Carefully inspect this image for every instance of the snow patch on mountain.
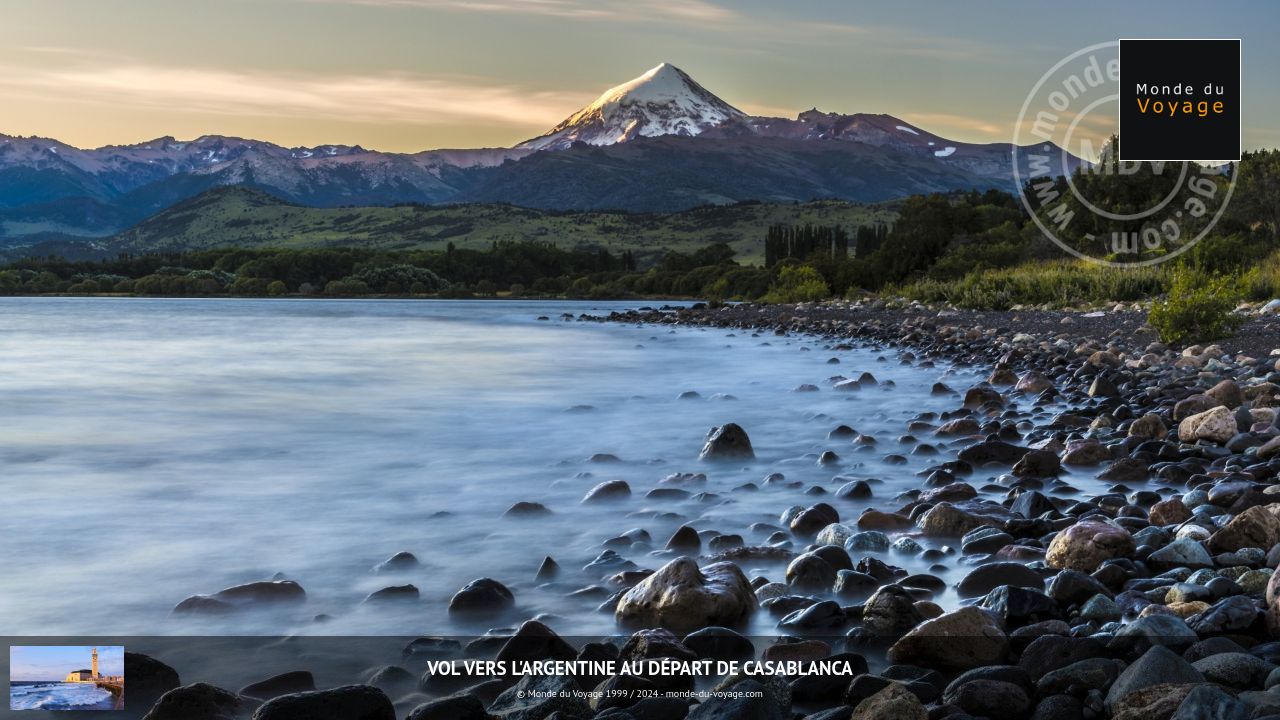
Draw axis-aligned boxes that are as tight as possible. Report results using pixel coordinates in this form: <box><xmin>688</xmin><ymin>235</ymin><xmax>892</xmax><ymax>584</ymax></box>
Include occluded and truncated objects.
<box><xmin>517</xmin><ymin>63</ymin><xmax>745</xmax><ymax>151</ymax></box>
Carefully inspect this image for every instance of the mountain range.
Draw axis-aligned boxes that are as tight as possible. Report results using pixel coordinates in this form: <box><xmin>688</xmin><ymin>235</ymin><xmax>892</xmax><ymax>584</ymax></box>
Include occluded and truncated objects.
<box><xmin>0</xmin><ymin>63</ymin><xmax>1079</xmax><ymax>251</ymax></box>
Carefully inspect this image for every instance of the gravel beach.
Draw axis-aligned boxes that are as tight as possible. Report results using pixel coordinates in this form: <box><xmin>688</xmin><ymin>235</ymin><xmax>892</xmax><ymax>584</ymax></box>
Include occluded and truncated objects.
<box><xmin>123</xmin><ymin>299</ymin><xmax>1280</xmax><ymax>720</ymax></box>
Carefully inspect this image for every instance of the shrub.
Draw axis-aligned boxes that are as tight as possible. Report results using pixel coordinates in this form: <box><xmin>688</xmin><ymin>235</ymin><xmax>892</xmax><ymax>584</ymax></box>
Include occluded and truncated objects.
<box><xmin>186</xmin><ymin>269</ymin><xmax>235</xmax><ymax>287</ymax></box>
<box><xmin>1147</xmin><ymin>266</ymin><xmax>1243</xmax><ymax>345</ymax></box>
<box><xmin>267</xmin><ymin>280</ymin><xmax>288</xmax><ymax>296</ymax></box>
<box><xmin>352</xmin><ymin>264</ymin><xmax>447</xmax><ymax>293</ymax></box>
<box><xmin>897</xmin><ymin>260</ymin><xmax>1166</xmax><ymax>310</ymax></box>
<box><xmin>230</xmin><ymin>276</ymin><xmax>271</xmax><ymax>296</ymax></box>
<box><xmin>1242</xmin><ymin>251</ymin><xmax>1280</xmax><ymax>301</ymax></box>
<box><xmin>763</xmin><ymin>265</ymin><xmax>831</xmax><ymax>304</ymax></box>
<box><xmin>323</xmin><ymin>278</ymin><xmax>370</xmax><ymax>296</ymax></box>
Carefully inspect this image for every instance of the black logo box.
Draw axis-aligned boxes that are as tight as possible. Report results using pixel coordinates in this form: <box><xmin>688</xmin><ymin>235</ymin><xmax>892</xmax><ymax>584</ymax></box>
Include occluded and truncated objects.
<box><xmin>1119</xmin><ymin>39</ymin><xmax>1241</xmax><ymax>162</ymax></box>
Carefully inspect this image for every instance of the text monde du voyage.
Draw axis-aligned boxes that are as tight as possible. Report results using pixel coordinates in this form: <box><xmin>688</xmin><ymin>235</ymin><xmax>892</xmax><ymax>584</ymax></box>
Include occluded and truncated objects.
<box><xmin>1134</xmin><ymin>82</ymin><xmax>1229</xmax><ymax>118</ymax></box>
<box><xmin>423</xmin><ymin>658</ymin><xmax>861</xmax><ymax>678</ymax></box>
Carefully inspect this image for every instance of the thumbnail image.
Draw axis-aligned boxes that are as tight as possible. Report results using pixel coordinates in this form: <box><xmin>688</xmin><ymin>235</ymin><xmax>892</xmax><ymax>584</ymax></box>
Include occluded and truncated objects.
<box><xmin>9</xmin><ymin>647</ymin><xmax>124</xmax><ymax>711</ymax></box>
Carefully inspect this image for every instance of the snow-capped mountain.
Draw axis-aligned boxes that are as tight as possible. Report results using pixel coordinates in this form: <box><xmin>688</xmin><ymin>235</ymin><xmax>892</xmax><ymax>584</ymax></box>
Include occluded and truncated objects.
<box><xmin>0</xmin><ymin>62</ymin><xmax>1082</xmax><ymax>244</ymax></box>
<box><xmin>517</xmin><ymin>63</ymin><xmax>746</xmax><ymax>151</ymax></box>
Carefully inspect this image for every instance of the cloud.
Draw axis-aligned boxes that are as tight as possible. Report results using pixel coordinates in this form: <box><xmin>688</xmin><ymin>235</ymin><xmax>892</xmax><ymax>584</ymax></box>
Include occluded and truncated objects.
<box><xmin>0</xmin><ymin>62</ymin><xmax>591</xmax><ymax>129</ymax></box>
<box><xmin>295</xmin><ymin>0</ymin><xmax>878</xmax><ymax>38</ymax></box>
<box><xmin>736</xmin><ymin>102</ymin><xmax>803</xmax><ymax>119</ymax></box>
<box><xmin>298</xmin><ymin>0</ymin><xmax>736</xmax><ymax>22</ymax></box>
<box><xmin>900</xmin><ymin>112</ymin><xmax>1007</xmax><ymax>137</ymax></box>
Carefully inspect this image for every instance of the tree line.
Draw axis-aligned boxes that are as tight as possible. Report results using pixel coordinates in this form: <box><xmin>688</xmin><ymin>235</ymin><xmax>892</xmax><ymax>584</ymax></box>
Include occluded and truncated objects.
<box><xmin>2</xmin><ymin>146</ymin><xmax>1278</xmax><ymax>305</ymax></box>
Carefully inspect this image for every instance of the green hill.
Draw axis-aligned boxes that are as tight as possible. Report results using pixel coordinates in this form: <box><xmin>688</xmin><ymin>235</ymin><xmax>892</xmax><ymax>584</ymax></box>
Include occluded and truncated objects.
<box><xmin>105</xmin><ymin>186</ymin><xmax>895</xmax><ymax>265</ymax></box>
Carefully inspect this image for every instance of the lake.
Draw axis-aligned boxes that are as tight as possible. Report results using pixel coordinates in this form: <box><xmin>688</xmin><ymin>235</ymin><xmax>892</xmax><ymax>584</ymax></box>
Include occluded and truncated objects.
<box><xmin>0</xmin><ymin>297</ymin><xmax>986</xmax><ymax>638</ymax></box>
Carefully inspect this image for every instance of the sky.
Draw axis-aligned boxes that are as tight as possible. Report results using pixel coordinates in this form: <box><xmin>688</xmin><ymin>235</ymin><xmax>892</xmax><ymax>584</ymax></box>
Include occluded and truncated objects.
<box><xmin>9</xmin><ymin>646</ymin><xmax>124</xmax><ymax>681</ymax></box>
<box><xmin>1</xmin><ymin>0</ymin><xmax>1277</xmax><ymax>153</ymax></box>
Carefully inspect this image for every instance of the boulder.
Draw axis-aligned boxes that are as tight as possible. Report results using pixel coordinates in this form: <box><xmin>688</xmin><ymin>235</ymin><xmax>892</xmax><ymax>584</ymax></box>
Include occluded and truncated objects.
<box><xmin>1015</xmin><ymin>372</ymin><xmax>1054</xmax><ymax>394</ymax></box>
<box><xmin>683</xmin><ymin>626</ymin><xmax>754</xmax><ymax>662</ymax></box>
<box><xmin>919</xmin><ymin>482</ymin><xmax>977</xmax><ymax>504</ymax></box>
<box><xmin>1147</xmin><ymin>538</ymin><xmax>1214</xmax><ymax>570</ymax></box>
<box><xmin>1099</xmin><ymin>457</ymin><xmax>1150</xmax><ymax>483</ymax></box>
<box><xmin>815</xmin><ymin>523</ymin><xmax>855</xmax><ymax>548</ymax></box>
<box><xmin>850</xmin><ymin>682</ymin><xmax>926</xmax><ymax>720</ymax></box>
<box><xmin>1259</xmin><ymin>435</ymin><xmax>1280</xmax><ymax>460</ymax></box>
<box><xmin>363</xmin><ymin>585</ymin><xmax>418</xmax><ymax>603</ymax></box>
<box><xmin>963</xmin><ymin>385</ymin><xmax>1005</xmax><ymax>409</ymax></box>
<box><xmin>943</xmin><ymin>679</ymin><xmax>1029</xmax><ymax>720</ymax></box>
<box><xmin>615</xmin><ymin>557</ymin><xmax>755</xmax><ymax>633</ymax></box>
<box><xmin>1089</xmin><ymin>374</ymin><xmax>1120</xmax><ymax>398</ymax></box>
<box><xmin>1060</xmin><ymin>439</ymin><xmax>1111</xmax><ymax>465</ymax></box>
<box><xmin>1045</xmin><ymin>521</ymin><xmax>1135</xmax><ymax>572</ymax></box>
<box><xmin>1012</xmin><ymin>450</ymin><xmax>1061</xmax><ymax>477</ymax></box>
<box><xmin>1110</xmin><ymin>684</ymin><xmax>1196</xmax><ymax>720</ymax></box>
<box><xmin>1010</xmin><ymin>490</ymin><xmax>1055</xmax><ymax>519</ymax></box>
<box><xmin>496</xmin><ymin>620</ymin><xmax>578</xmax><ymax>665</ymax></box>
<box><xmin>488</xmin><ymin>675</ymin><xmax>589</xmax><ymax>720</ymax></box>
<box><xmin>251</xmin><ymin>685</ymin><xmax>394</xmax><ymax>720</ymax></box>
<box><xmin>1046</xmin><ymin>569</ymin><xmax>1113</xmax><ymax>606</ymax></box>
<box><xmin>690</xmin><ymin>676</ymin><xmax>788</xmax><ymax>719</ymax></box>
<box><xmin>373</xmin><ymin>551</ymin><xmax>419</xmax><ymax>573</ymax></box>
<box><xmin>834</xmin><ymin>570</ymin><xmax>880</xmax><ymax>600</ymax></box>
<box><xmin>447</xmin><ymin>578</ymin><xmax>514</xmax><ymax>616</ymax></box>
<box><xmin>1113</xmin><ymin>613</ymin><xmax>1199</xmax><ymax>650</ymax></box>
<box><xmin>1207</xmin><ymin>505</ymin><xmax>1280</xmax><ymax>553</ymax></box>
<box><xmin>175</xmin><ymin>581</ymin><xmax>305</xmax><ymax>614</ymax></box>
<box><xmin>1035</xmin><ymin>658</ymin><xmax>1122</xmax><ymax>698</ymax></box>
<box><xmin>240</xmin><ymin>671</ymin><xmax>315</xmax><ymax>700</ymax></box>
<box><xmin>937</xmin><ymin>418</ymin><xmax>981</xmax><ymax>435</ymax></box>
<box><xmin>778</xmin><ymin>600</ymin><xmax>846</xmax><ymax>632</ymax></box>
<box><xmin>1169</xmin><ymin>684</ymin><xmax>1250</xmax><ymax>720</ymax></box>
<box><xmin>956</xmin><ymin>562</ymin><xmax>1044</xmax><ymax>598</ymax></box>
<box><xmin>988</xmin><ymin>365</ymin><xmax>1018</xmax><ymax>385</ymax></box>
<box><xmin>143</xmin><ymin>683</ymin><xmax>244</xmax><ymax>720</ymax></box>
<box><xmin>700</xmin><ymin>424</ymin><xmax>754</xmax><ymax>460</ymax></box>
<box><xmin>1190</xmin><ymin>595</ymin><xmax>1262</xmax><ymax>635</ymax></box>
<box><xmin>583</xmin><ymin>480</ymin><xmax>631</xmax><ymax>503</ymax></box>
<box><xmin>1032</xmin><ymin>695</ymin><xmax>1085</xmax><ymax>720</ymax></box>
<box><xmin>979</xmin><ymin>585</ymin><xmax>1059</xmax><ymax>626</ymax></box>
<box><xmin>1149</xmin><ymin>498</ymin><xmax>1192</xmax><ymax>526</ymax></box>
<box><xmin>790</xmin><ymin>504</ymin><xmax>840</xmax><ymax>536</ymax></box>
<box><xmin>1104</xmin><ymin>646</ymin><xmax>1204</xmax><ymax>711</ymax></box>
<box><xmin>1128</xmin><ymin>413</ymin><xmax>1168</xmax><ymax>440</ymax></box>
<box><xmin>364</xmin><ymin>666</ymin><xmax>414</xmax><ymax>695</ymax></box>
<box><xmin>125</xmin><ymin>652</ymin><xmax>181</xmax><ymax>709</ymax></box>
<box><xmin>916</xmin><ymin>502</ymin><xmax>989</xmax><ymax>537</ymax></box>
<box><xmin>862</xmin><ymin>585</ymin><xmax>925</xmax><ymax>637</ymax></box>
<box><xmin>957</xmin><ymin>439</ymin><xmax>1025</xmax><ymax>464</ymax></box>
<box><xmin>1191</xmin><ymin>652</ymin><xmax>1274</xmax><ymax>688</ymax></box>
<box><xmin>785</xmin><ymin>553</ymin><xmax>837</xmax><ymax>592</ymax></box>
<box><xmin>1206</xmin><ymin>379</ymin><xmax>1244</xmax><ymax>409</ymax></box>
<box><xmin>857</xmin><ymin>510</ymin><xmax>913</xmax><ymax>531</ymax></box>
<box><xmin>886</xmin><ymin>606</ymin><xmax>1009</xmax><ymax>671</ymax></box>
<box><xmin>665</xmin><ymin>525</ymin><xmax>701</xmax><ymax>553</ymax></box>
<box><xmin>1174</xmin><ymin>393</ymin><xmax>1219</xmax><ymax>421</ymax></box>
<box><xmin>1017</xmin><ymin>635</ymin><xmax>1106</xmax><ymax>678</ymax></box>
<box><xmin>1177</xmin><ymin>406</ymin><xmax>1237</xmax><ymax>444</ymax></box>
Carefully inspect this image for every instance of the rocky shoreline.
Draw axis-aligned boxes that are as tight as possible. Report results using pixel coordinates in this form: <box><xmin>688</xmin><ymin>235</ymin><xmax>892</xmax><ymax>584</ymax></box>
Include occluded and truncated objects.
<box><xmin>127</xmin><ymin>299</ymin><xmax>1280</xmax><ymax>720</ymax></box>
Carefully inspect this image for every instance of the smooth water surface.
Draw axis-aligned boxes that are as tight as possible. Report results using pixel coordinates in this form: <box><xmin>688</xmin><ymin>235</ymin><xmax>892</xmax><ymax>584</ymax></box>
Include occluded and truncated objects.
<box><xmin>0</xmin><ymin>298</ymin><xmax>996</xmax><ymax>637</ymax></box>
